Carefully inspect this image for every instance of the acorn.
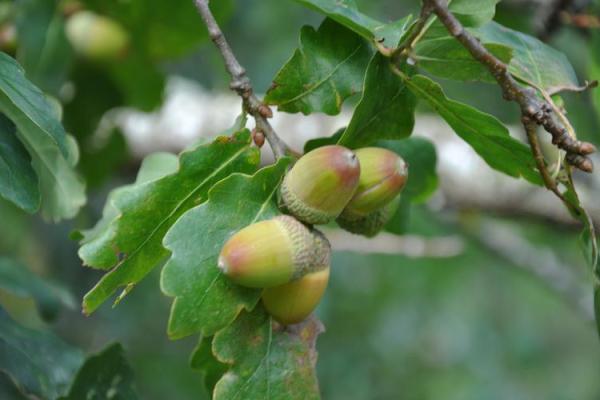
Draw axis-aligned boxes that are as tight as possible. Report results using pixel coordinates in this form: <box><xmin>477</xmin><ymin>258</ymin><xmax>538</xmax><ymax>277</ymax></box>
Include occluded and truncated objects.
<box><xmin>218</xmin><ymin>215</ymin><xmax>331</xmax><ymax>288</ymax></box>
<box><xmin>65</xmin><ymin>11</ymin><xmax>129</xmax><ymax>61</ymax></box>
<box><xmin>262</xmin><ymin>265</ymin><xmax>330</xmax><ymax>325</ymax></box>
<box><xmin>280</xmin><ymin>145</ymin><xmax>360</xmax><ymax>225</ymax></box>
<box><xmin>337</xmin><ymin>195</ymin><xmax>400</xmax><ymax>237</ymax></box>
<box><xmin>340</xmin><ymin>147</ymin><xmax>407</xmax><ymax>220</ymax></box>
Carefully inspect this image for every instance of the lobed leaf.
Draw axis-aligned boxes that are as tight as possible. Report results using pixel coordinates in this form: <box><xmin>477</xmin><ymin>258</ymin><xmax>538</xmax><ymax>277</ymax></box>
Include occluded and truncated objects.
<box><xmin>475</xmin><ymin>22</ymin><xmax>579</xmax><ymax>92</ymax></box>
<box><xmin>190</xmin><ymin>336</ymin><xmax>228</xmax><ymax>394</ymax></box>
<box><xmin>0</xmin><ymin>257</ymin><xmax>75</xmax><ymax>321</ymax></box>
<box><xmin>403</xmin><ymin>74</ymin><xmax>541</xmax><ymax>184</ymax></box>
<box><xmin>0</xmin><ymin>114</ymin><xmax>39</xmax><ymax>213</ymax></box>
<box><xmin>60</xmin><ymin>343</ymin><xmax>138</xmax><ymax>400</ymax></box>
<box><xmin>0</xmin><ymin>53</ymin><xmax>85</xmax><ymax>220</ymax></box>
<box><xmin>160</xmin><ymin>158</ymin><xmax>290</xmax><ymax>339</ymax></box>
<box><xmin>414</xmin><ymin>37</ymin><xmax>513</xmax><ymax>83</ymax></box>
<box><xmin>79</xmin><ymin>131</ymin><xmax>260</xmax><ymax>315</ymax></box>
<box><xmin>265</xmin><ymin>18</ymin><xmax>372</xmax><ymax>115</ymax></box>
<box><xmin>0</xmin><ymin>308</ymin><xmax>84</xmax><ymax>399</ymax></box>
<box><xmin>212</xmin><ymin>306</ymin><xmax>322</xmax><ymax>400</ymax></box>
<box><xmin>338</xmin><ymin>53</ymin><xmax>416</xmax><ymax>148</ymax></box>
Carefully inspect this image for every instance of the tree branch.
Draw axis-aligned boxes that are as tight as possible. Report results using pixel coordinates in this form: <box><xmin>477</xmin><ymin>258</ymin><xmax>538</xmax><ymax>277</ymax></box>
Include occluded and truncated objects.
<box><xmin>192</xmin><ymin>0</ymin><xmax>289</xmax><ymax>159</ymax></box>
<box><xmin>423</xmin><ymin>0</ymin><xmax>596</xmax><ymax>174</ymax></box>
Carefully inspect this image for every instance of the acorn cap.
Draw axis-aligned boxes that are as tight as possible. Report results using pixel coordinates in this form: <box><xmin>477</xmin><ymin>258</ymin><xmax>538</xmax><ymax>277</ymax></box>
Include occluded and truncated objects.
<box><xmin>66</xmin><ymin>11</ymin><xmax>129</xmax><ymax>61</ymax></box>
<box><xmin>342</xmin><ymin>147</ymin><xmax>407</xmax><ymax>219</ymax></box>
<box><xmin>337</xmin><ymin>195</ymin><xmax>400</xmax><ymax>237</ymax></box>
<box><xmin>218</xmin><ymin>215</ymin><xmax>331</xmax><ymax>288</ymax></box>
<box><xmin>262</xmin><ymin>265</ymin><xmax>330</xmax><ymax>325</ymax></box>
<box><xmin>281</xmin><ymin>145</ymin><xmax>360</xmax><ymax>225</ymax></box>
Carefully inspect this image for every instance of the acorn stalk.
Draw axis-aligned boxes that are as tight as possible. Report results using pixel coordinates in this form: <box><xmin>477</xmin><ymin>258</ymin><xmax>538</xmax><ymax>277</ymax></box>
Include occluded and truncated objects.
<box><xmin>280</xmin><ymin>145</ymin><xmax>360</xmax><ymax>225</ymax></box>
<box><xmin>218</xmin><ymin>215</ymin><xmax>331</xmax><ymax>288</ymax></box>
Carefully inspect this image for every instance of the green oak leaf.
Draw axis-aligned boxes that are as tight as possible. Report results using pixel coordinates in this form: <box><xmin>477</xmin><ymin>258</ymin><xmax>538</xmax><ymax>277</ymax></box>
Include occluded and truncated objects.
<box><xmin>0</xmin><ymin>114</ymin><xmax>39</xmax><ymax>213</ymax></box>
<box><xmin>591</xmin><ymin>33</ymin><xmax>600</xmax><ymax>116</ymax></box>
<box><xmin>0</xmin><ymin>307</ymin><xmax>84</xmax><ymax>399</ymax></box>
<box><xmin>190</xmin><ymin>336</ymin><xmax>228</xmax><ymax>394</ymax></box>
<box><xmin>403</xmin><ymin>74</ymin><xmax>541</xmax><ymax>185</ymax></box>
<box><xmin>15</xmin><ymin>0</ymin><xmax>73</xmax><ymax>96</ymax></box>
<box><xmin>414</xmin><ymin>37</ymin><xmax>513</xmax><ymax>83</ymax></box>
<box><xmin>0</xmin><ymin>54</ymin><xmax>85</xmax><ymax>220</ymax></box>
<box><xmin>79</xmin><ymin>131</ymin><xmax>260</xmax><ymax>315</ymax></box>
<box><xmin>0</xmin><ymin>52</ymin><xmax>70</xmax><ymax>159</ymax></box>
<box><xmin>60</xmin><ymin>343</ymin><xmax>138</xmax><ymax>400</ymax></box>
<box><xmin>264</xmin><ymin>18</ymin><xmax>372</xmax><ymax>115</ymax></box>
<box><xmin>338</xmin><ymin>53</ymin><xmax>416</xmax><ymax>148</ymax></box>
<box><xmin>293</xmin><ymin>0</ymin><xmax>412</xmax><ymax>46</ymax></box>
<box><xmin>212</xmin><ymin>306</ymin><xmax>322</xmax><ymax>400</ymax></box>
<box><xmin>0</xmin><ymin>257</ymin><xmax>75</xmax><ymax>321</ymax></box>
<box><xmin>160</xmin><ymin>158</ymin><xmax>290</xmax><ymax>339</ymax></box>
<box><xmin>475</xmin><ymin>22</ymin><xmax>579</xmax><ymax>92</ymax></box>
<box><xmin>425</xmin><ymin>0</ymin><xmax>500</xmax><ymax>39</ymax></box>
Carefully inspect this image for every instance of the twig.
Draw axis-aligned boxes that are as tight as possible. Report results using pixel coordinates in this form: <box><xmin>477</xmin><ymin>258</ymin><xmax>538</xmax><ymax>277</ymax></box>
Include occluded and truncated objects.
<box><xmin>422</xmin><ymin>0</ymin><xmax>596</xmax><ymax>174</ymax></box>
<box><xmin>391</xmin><ymin>3</ymin><xmax>434</xmax><ymax>62</ymax></box>
<box><xmin>192</xmin><ymin>0</ymin><xmax>289</xmax><ymax>159</ymax></box>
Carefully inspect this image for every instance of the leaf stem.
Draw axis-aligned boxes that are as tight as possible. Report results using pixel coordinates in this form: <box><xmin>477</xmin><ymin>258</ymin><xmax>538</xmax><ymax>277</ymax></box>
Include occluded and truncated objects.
<box><xmin>192</xmin><ymin>0</ymin><xmax>290</xmax><ymax>159</ymax></box>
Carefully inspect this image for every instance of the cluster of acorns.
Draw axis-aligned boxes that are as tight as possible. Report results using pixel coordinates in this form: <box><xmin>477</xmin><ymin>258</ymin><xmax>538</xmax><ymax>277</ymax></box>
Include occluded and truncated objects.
<box><xmin>218</xmin><ymin>145</ymin><xmax>408</xmax><ymax>325</ymax></box>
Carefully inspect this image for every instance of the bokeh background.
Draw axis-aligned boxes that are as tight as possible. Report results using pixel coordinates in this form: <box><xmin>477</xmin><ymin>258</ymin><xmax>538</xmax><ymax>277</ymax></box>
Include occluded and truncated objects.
<box><xmin>1</xmin><ymin>0</ymin><xmax>600</xmax><ymax>399</ymax></box>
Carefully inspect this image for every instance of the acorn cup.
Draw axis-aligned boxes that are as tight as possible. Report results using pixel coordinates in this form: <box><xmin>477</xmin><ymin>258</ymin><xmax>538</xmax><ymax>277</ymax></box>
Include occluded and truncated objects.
<box><xmin>337</xmin><ymin>148</ymin><xmax>407</xmax><ymax>237</ymax></box>
<box><xmin>262</xmin><ymin>265</ymin><xmax>330</xmax><ymax>325</ymax></box>
<box><xmin>66</xmin><ymin>11</ymin><xmax>130</xmax><ymax>61</ymax></box>
<box><xmin>280</xmin><ymin>145</ymin><xmax>361</xmax><ymax>225</ymax></box>
<box><xmin>218</xmin><ymin>215</ymin><xmax>331</xmax><ymax>288</ymax></box>
<box><xmin>336</xmin><ymin>195</ymin><xmax>401</xmax><ymax>237</ymax></box>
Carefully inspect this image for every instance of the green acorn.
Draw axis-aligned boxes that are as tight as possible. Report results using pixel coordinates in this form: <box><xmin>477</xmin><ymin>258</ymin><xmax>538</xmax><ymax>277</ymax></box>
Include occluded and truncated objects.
<box><xmin>341</xmin><ymin>147</ymin><xmax>407</xmax><ymax>219</ymax></box>
<box><xmin>218</xmin><ymin>215</ymin><xmax>331</xmax><ymax>288</ymax></box>
<box><xmin>262</xmin><ymin>264</ymin><xmax>330</xmax><ymax>325</ymax></box>
<box><xmin>337</xmin><ymin>195</ymin><xmax>400</xmax><ymax>237</ymax></box>
<box><xmin>280</xmin><ymin>145</ymin><xmax>360</xmax><ymax>225</ymax></box>
<box><xmin>66</xmin><ymin>11</ymin><xmax>129</xmax><ymax>61</ymax></box>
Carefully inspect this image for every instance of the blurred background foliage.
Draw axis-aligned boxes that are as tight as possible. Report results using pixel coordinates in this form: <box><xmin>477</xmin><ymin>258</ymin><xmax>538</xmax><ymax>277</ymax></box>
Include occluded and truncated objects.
<box><xmin>1</xmin><ymin>0</ymin><xmax>599</xmax><ymax>398</ymax></box>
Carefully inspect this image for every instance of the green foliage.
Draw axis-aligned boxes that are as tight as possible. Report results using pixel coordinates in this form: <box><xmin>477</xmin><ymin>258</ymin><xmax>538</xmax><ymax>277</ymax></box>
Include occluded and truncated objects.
<box><xmin>293</xmin><ymin>0</ymin><xmax>412</xmax><ymax>46</ymax></box>
<box><xmin>265</xmin><ymin>18</ymin><xmax>372</xmax><ymax>115</ymax></box>
<box><xmin>161</xmin><ymin>159</ymin><xmax>290</xmax><ymax>339</ymax></box>
<box><xmin>0</xmin><ymin>307</ymin><xmax>84</xmax><ymax>399</ymax></box>
<box><xmin>190</xmin><ymin>336</ymin><xmax>228</xmax><ymax>393</ymax></box>
<box><xmin>0</xmin><ymin>114</ymin><xmax>38</xmax><ymax>213</ymax></box>
<box><xmin>79</xmin><ymin>131</ymin><xmax>259</xmax><ymax>314</ymax></box>
<box><xmin>414</xmin><ymin>39</ymin><xmax>513</xmax><ymax>82</ymax></box>
<box><xmin>212</xmin><ymin>306</ymin><xmax>321</xmax><ymax>400</ymax></box>
<box><xmin>0</xmin><ymin>52</ymin><xmax>85</xmax><ymax>220</ymax></box>
<box><xmin>402</xmin><ymin>74</ymin><xmax>541</xmax><ymax>185</ymax></box>
<box><xmin>476</xmin><ymin>22</ymin><xmax>580</xmax><ymax>92</ymax></box>
<box><xmin>338</xmin><ymin>53</ymin><xmax>416</xmax><ymax>147</ymax></box>
<box><xmin>0</xmin><ymin>257</ymin><xmax>74</xmax><ymax>321</ymax></box>
<box><xmin>60</xmin><ymin>344</ymin><xmax>138</xmax><ymax>400</ymax></box>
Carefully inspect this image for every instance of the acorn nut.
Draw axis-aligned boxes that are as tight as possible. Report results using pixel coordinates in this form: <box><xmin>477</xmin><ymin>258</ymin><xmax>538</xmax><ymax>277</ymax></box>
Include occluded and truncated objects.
<box><xmin>340</xmin><ymin>147</ymin><xmax>407</xmax><ymax>220</ymax></box>
<box><xmin>262</xmin><ymin>265</ymin><xmax>330</xmax><ymax>325</ymax></box>
<box><xmin>280</xmin><ymin>145</ymin><xmax>360</xmax><ymax>225</ymax></box>
<box><xmin>218</xmin><ymin>215</ymin><xmax>331</xmax><ymax>288</ymax></box>
<box><xmin>66</xmin><ymin>11</ymin><xmax>129</xmax><ymax>61</ymax></box>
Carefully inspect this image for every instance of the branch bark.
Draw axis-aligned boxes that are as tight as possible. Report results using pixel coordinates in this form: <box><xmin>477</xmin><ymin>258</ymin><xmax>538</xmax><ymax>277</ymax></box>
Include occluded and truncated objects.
<box><xmin>422</xmin><ymin>0</ymin><xmax>596</xmax><ymax>174</ymax></box>
<box><xmin>192</xmin><ymin>0</ymin><xmax>289</xmax><ymax>159</ymax></box>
